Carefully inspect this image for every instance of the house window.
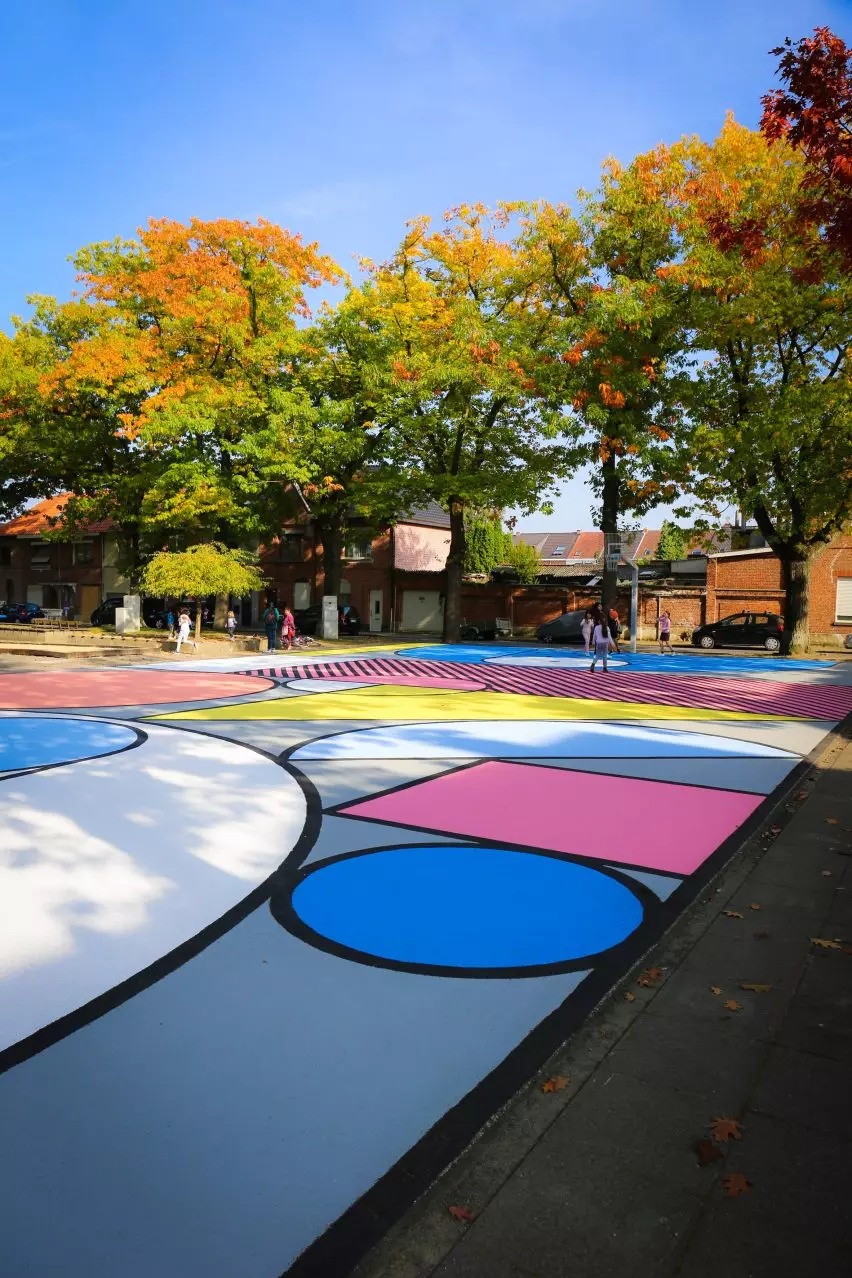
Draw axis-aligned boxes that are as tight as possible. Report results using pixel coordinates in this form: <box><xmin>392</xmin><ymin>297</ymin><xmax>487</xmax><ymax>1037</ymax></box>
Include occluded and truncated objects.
<box><xmin>278</xmin><ymin>535</ymin><xmax>304</xmax><ymax>562</ymax></box>
<box><xmin>344</xmin><ymin>540</ymin><xmax>373</xmax><ymax>561</ymax></box>
<box><xmin>73</xmin><ymin>541</ymin><xmax>94</xmax><ymax>565</ymax></box>
<box><xmin>30</xmin><ymin>542</ymin><xmax>52</xmax><ymax>566</ymax></box>
<box><xmin>0</xmin><ymin>546</ymin><xmax>11</xmax><ymax>566</ymax></box>
<box><xmin>835</xmin><ymin>578</ymin><xmax>852</xmax><ymax>624</ymax></box>
<box><xmin>552</xmin><ymin>545</ymin><xmax>567</xmax><ymax>557</ymax></box>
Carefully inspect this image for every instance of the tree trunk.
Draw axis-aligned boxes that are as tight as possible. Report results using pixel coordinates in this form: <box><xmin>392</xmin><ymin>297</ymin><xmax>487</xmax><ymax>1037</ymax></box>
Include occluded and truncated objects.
<box><xmin>194</xmin><ymin>609</ymin><xmax>202</xmax><ymax>645</ymax></box>
<box><xmin>317</xmin><ymin>514</ymin><xmax>344</xmax><ymax>599</ymax></box>
<box><xmin>780</xmin><ymin>548</ymin><xmax>813</xmax><ymax>653</ymax></box>
<box><xmin>214</xmin><ymin>594</ymin><xmax>229</xmax><ymax>628</ymax></box>
<box><xmin>443</xmin><ymin>498</ymin><xmax>465</xmax><ymax>643</ymax></box>
<box><xmin>600</xmin><ymin>452</ymin><xmax>619</xmax><ymax>612</ymax></box>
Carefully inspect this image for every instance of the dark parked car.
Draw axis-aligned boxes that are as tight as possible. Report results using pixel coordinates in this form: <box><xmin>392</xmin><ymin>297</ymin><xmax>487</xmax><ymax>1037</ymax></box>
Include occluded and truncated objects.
<box><xmin>0</xmin><ymin>602</ymin><xmax>43</xmax><ymax>623</ymax></box>
<box><xmin>293</xmin><ymin>603</ymin><xmax>361</xmax><ymax>636</ymax></box>
<box><xmin>536</xmin><ymin>609</ymin><xmax>587</xmax><ymax>644</ymax></box>
<box><xmin>90</xmin><ymin>596</ymin><xmax>161</xmax><ymax>627</ymax></box>
<box><xmin>692</xmin><ymin>611</ymin><xmax>785</xmax><ymax>652</ymax></box>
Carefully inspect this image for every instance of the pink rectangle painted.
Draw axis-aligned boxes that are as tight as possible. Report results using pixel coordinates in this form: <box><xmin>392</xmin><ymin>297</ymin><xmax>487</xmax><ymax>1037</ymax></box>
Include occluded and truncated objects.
<box><xmin>338</xmin><ymin>761</ymin><xmax>764</xmax><ymax>876</ymax></box>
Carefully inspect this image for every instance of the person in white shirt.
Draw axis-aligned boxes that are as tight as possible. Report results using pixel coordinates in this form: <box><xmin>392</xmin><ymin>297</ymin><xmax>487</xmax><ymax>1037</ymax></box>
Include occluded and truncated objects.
<box><xmin>580</xmin><ymin>610</ymin><xmax>594</xmax><ymax>657</ymax></box>
<box><xmin>590</xmin><ymin>619</ymin><xmax>615</xmax><ymax>673</ymax></box>
<box><xmin>175</xmin><ymin>609</ymin><xmax>196</xmax><ymax>653</ymax></box>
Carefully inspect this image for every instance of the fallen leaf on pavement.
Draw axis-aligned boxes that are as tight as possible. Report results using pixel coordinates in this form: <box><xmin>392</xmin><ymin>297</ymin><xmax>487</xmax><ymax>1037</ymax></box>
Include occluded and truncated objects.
<box><xmin>795</xmin><ymin>790</ymin><xmax>808</xmax><ymax>800</ymax></box>
<box><xmin>741</xmin><ymin>983</ymin><xmax>772</xmax><ymax>993</ymax></box>
<box><xmin>825</xmin><ymin>818</ymin><xmax>838</xmax><ymax>825</ymax></box>
<box><xmin>709</xmin><ymin>1117</ymin><xmax>743</xmax><ymax>1143</ymax></box>
<box><xmin>724</xmin><ymin>1172</ymin><xmax>752</xmax><ymax>1197</ymax></box>
<box><xmin>821</xmin><ymin>870</ymin><xmax>834</xmax><ymax>877</ymax></box>
<box><xmin>448</xmin><ymin>1205</ymin><xmax>476</xmax><ymax>1223</ymax></box>
<box><xmin>749</xmin><ymin>903</ymin><xmax>762</xmax><ymax>911</ymax></box>
<box><xmin>696</xmin><ymin>1138</ymin><xmax>724</xmax><ymax>1166</ymax></box>
<box><xmin>624</xmin><ymin>991</ymin><xmax>636</xmax><ymax>1002</ymax></box>
<box><xmin>769</xmin><ymin>825</ymin><xmax>782</xmax><ymax>835</ymax></box>
<box><xmin>724</xmin><ymin>999</ymin><xmax>743</xmax><ymax>1011</ymax></box>
<box><xmin>723</xmin><ymin>910</ymin><xmax>744</xmax><ymax>919</ymax></box>
<box><xmin>710</xmin><ymin>986</ymin><xmax>722</xmax><ymax>996</ymax></box>
<box><xmin>541</xmin><ymin>1075</ymin><xmax>569</xmax><ymax>1093</ymax></box>
<box><xmin>637</xmin><ymin>966</ymin><xmax>664</xmax><ymax>986</ymax></box>
<box><xmin>811</xmin><ymin>937</ymin><xmax>843</xmax><ymax>950</ymax></box>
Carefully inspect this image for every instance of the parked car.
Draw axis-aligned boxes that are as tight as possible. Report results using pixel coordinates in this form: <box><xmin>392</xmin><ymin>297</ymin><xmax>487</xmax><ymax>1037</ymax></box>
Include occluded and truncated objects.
<box><xmin>151</xmin><ymin>603</ymin><xmax>214</xmax><ymax>630</ymax></box>
<box><xmin>18</xmin><ymin>602</ymin><xmax>45</xmax><ymax>620</ymax></box>
<box><xmin>293</xmin><ymin>603</ymin><xmax>361</xmax><ymax>636</ymax></box>
<box><xmin>90</xmin><ymin>596</ymin><xmax>161</xmax><ymax>627</ymax></box>
<box><xmin>691</xmin><ymin>611</ymin><xmax>785</xmax><ymax>652</ymax></box>
<box><xmin>460</xmin><ymin>618</ymin><xmax>513</xmax><ymax>641</ymax></box>
<box><xmin>0</xmin><ymin>601</ymin><xmax>36</xmax><ymax>623</ymax></box>
<box><xmin>536</xmin><ymin>609</ymin><xmax>588</xmax><ymax>644</ymax></box>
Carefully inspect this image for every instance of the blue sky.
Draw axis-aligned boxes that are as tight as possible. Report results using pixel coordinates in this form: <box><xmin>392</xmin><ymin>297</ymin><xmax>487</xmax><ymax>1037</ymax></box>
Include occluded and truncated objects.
<box><xmin>1</xmin><ymin>0</ymin><xmax>848</xmax><ymax>529</ymax></box>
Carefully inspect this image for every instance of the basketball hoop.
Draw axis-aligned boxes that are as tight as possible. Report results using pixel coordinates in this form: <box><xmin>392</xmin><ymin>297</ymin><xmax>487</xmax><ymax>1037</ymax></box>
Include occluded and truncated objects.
<box><xmin>605</xmin><ymin>541</ymin><xmax>622</xmax><ymax>572</ymax></box>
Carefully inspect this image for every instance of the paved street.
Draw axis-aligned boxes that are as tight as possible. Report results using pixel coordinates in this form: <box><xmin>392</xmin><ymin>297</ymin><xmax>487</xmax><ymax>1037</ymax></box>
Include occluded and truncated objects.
<box><xmin>1</xmin><ymin>644</ymin><xmax>850</xmax><ymax>1277</ymax></box>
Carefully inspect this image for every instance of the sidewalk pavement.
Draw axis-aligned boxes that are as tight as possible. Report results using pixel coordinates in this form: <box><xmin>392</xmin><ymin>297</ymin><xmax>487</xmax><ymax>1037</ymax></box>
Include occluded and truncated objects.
<box><xmin>354</xmin><ymin>726</ymin><xmax>852</xmax><ymax>1278</ymax></box>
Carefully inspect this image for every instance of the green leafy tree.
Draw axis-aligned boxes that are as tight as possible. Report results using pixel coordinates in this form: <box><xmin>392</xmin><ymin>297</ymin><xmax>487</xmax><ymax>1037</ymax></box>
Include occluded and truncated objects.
<box><xmin>501</xmin><ymin>539</ymin><xmax>541</xmax><ymax>583</ymax></box>
<box><xmin>655</xmin><ymin>519</ymin><xmax>689</xmax><ymax>561</ymax></box>
<box><xmin>351</xmin><ymin>205</ymin><xmax>574</xmax><ymax>640</ymax></box>
<box><xmin>140</xmin><ymin>544</ymin><xmax>266</xmax><ymax>642</ymax></box>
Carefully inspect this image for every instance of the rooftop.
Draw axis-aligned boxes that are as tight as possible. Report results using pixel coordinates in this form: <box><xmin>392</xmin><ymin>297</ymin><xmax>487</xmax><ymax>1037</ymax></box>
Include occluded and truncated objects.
<box><xmin>0</xmin><ymin>494</ymin><xmax>115</xmax><ymax>537</ymax></box>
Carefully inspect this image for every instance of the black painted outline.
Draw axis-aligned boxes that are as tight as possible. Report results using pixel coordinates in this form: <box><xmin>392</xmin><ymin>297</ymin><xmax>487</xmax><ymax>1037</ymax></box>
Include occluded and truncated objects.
<box><xmin>0</xmin><ymin>727</ymin><xmax>323</xmax><ymax>1077</ymax></box>
<box><xmin>0</xmin><ymin>714</ymin><xmax>146</xmax><ymax>780</ymax></box>
<box><xmin>279</xmin><ymin>712</ymin><xmax>852</xmax><ymax>1278</ymax></box>
<box><xmin>271</xmin><ymin>837</ymin><xmax>655</xmax><ymax>980</ymax></box>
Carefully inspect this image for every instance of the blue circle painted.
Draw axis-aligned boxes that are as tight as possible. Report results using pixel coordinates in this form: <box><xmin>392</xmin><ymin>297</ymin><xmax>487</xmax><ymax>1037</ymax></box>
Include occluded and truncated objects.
<box><xmin>291</xmin><ymin>845</ymin><xmax>644</xmax><ymax>970</ymax></box>
<box><xmin>0</xmin><ymin>717</ymin><xmax>138</xmax><ymax>773</ymax></box>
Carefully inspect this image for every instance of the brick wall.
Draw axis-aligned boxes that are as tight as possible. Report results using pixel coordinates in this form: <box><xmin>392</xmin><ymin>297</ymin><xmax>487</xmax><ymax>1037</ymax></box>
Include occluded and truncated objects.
<box><xmin>706</xmin><ymin>536</ymin><xmax>852</xmax><ymax>644</ymax></box>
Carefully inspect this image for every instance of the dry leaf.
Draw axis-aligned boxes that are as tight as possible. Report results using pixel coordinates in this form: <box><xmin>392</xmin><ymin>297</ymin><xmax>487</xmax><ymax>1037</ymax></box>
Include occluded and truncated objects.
<box><xmin>825</xmin><ymin>818</ymin><xmax>838</xmax><ymax>825</ymax></box>
<box><xmin>749</xmin><ymin>903</ymin><xmax>761</xmax><ymax>911</ymax></box>
<box><xmin>624</xmin><ymin>991</ymin><xmax>636</xmax><ymax>1002</ymax></box>
<box><xmin>448</xmin><ymin>1205</ymin><xmax>476</xmax><ymax>1223</ymax></box>
<box><xmin>724</xmin><ymin>1172</ymin><xmax>752</xmax><ymax>1197</ymax></box>
<box><xmin>741</xmin><ymin>983</ymin><xmax>772</xmax><ymax>993</ymax></box>
<box><xmin>723</xmin><ymin>910</ymin><xmax>744</xmax><ymax>919</ymax></box>
<box><xmin>709</xmin><ymin>1117</ymin><xmax>743</xmax><ymax>1143</ymax></box>
<box><xmin>541</xmin><ymin>1075</ymin><xmax>569</xmax><ymax>1093</ymax></box>
<box><xmin>821</xmin><ymin>870</ymin><xmax>834</xmax><ymax>877</ymax></box>
<box><xmin>769</xmin><ymin>825</ymin><xmax>782</xmax><ymax>835</ymax></box>
<box><xmin>811</xmin><ymin>937</ymin><xmax>843</xmax><ymax>950</ymax></box>
<box><xmin>637</xmin><ymin>966</ymin><xmax>664</xmax><ymax>987</ymax></box>
<box><xmin>795</xmin><ymin>789</ymin><xmax>808</xmax><ymax>800</ymax></box>
<box><xmin>710</xmin><ymin>985</ymin><xmax>722</xmax><ymax>996</ymax></box>
<box><xmin>724</xmin><ymin>999</ymin><xmax>743</xmax><ymax>1012</ymax></box>
<box><xmin>696</xmin><ymin>1138</ymin><xmax>724</xmax><ymax>1166</ymax></box>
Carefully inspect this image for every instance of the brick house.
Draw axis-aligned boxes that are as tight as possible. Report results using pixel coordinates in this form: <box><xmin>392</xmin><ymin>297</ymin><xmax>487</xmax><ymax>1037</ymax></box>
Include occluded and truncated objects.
<box><xmin>705</xmin><ymin>539</ymin><xmax>852</xmax><ymax>647</ymax></box>
<box><xmin>0</xmin><ymin>496</ymin><xmax>129</xmax><ymax>618</ymax></box>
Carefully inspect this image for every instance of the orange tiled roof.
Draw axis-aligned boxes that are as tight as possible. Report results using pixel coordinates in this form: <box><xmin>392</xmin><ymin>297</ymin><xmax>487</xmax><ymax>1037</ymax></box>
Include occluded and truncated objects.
<box><xmin>0</xmin><ymin>494</ymin><xmax>114</xmax><ymax>537</ymax></box>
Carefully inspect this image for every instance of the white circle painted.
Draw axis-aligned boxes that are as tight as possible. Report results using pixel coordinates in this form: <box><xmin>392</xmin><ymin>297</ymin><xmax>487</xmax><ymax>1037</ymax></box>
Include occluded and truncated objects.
<box><xmin>485</xmin><ymin>654</ymin><xmax>628</xmax><ymax>669</ymax></box>
<box><xmin>0</xmin><ymin>722</ymin><xmax>306</xmax><ymax>1053</ymax></box>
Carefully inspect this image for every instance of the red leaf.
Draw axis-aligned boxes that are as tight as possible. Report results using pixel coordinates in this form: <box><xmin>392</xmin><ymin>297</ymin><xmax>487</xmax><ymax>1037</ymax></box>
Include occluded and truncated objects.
<box><xmin>448</xmin><ymin>1205</ymin><xmax>476</xmax><ymax>1223</ymax></box>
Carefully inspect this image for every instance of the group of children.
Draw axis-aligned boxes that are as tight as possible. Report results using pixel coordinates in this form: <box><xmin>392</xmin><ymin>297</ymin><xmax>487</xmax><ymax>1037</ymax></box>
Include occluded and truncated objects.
<box><xmin>262</xmin><ymin>602</ymin><xmax>297</xmax><ymax>652</ymax></box>
<box><xmin>580</xmin><ymin>605</ymin><xmax>674</xmax><ymax>671</ymax></box>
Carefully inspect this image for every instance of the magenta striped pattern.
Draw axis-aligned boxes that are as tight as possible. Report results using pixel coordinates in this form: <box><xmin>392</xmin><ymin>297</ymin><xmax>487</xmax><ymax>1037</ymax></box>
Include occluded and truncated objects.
<box><xmin>253</xmin><ymin>656</ymin><xmax>852</xmax><ymax>720</ymax></box>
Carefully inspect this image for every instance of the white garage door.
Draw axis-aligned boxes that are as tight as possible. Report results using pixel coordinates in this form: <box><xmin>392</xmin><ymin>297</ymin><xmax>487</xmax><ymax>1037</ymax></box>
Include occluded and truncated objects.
<box><xmin>401</xmin><ymin>590</ymin><xmax>443</xmax><ymax>632</ymax></box>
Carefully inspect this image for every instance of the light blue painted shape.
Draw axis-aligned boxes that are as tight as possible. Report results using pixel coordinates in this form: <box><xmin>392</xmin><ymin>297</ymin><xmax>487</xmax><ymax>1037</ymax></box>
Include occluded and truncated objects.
<box><xmin>291</xmin><ymin>720</ymin><xmax>797</xmax><ymax>762</ymax></box>
<box><xmin>399</xmin><ymin>644</ymin><xmax>836</xmax><ymax>674</ymax></box>
<box><xmin>0</xmin><ymin>902</ymin><xmax>585</xmax><ymax>1277</ymax></box>
<box><xmin>0</xmin><ymin>716</ymin><xmax>137</xmax><ymax>773</ymax></box>
<box><xmin>292</xmin><ymin>845</ymin><xmax>643</xmax><ymax>968</ymax></box>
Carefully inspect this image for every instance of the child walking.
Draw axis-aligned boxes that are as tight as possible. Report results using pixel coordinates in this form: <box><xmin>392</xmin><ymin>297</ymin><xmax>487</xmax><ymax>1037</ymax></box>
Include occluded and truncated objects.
<box><xmin>580</xmin><ymin>610</ymin><xmax>594</xmax><ymax>658</ymax></box>
<box><xmin>658</xmin><ymin>609</ymin><xmax>674</xmax><ymax>654</ymax></box>
<box><xmin>226</xmin><ymin>609</ymin><xmax>237</xmax><ymax>641</ymax></box>
<box><xmin>590</xmin><ymin>617</ymin><xmax>615</xmax><ymax>673</ymax></box>
<box><xmin>175</xmin><ymin>608</ymin><xmax>196</xmax><ymax>653</ymax></box>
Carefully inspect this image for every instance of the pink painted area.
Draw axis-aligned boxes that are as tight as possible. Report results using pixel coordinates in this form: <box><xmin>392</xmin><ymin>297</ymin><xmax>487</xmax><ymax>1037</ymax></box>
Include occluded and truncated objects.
<box><xmin>393</xmin><ymin>522</ymin><xmax>451</xmax><ymax>572</ymax></box>
<box><xmin>346</xmin><ymin>675</ymin><xmax>486</xmax><ymax>692</ymax></box>
<box><xmin>0</xmin><ymin>670</ymin><xmax>274</xmax><ymax>709</ymax></box>
<box><xmin>338</xmin><ymin>761</ymin><xmax>764</xmax><ymax>875</ymax></box>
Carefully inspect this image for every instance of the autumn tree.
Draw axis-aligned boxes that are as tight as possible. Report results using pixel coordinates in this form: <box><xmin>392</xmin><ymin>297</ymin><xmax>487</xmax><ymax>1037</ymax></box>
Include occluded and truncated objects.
<box><xmin>761</xmin><ymin>26</ymin><xmax>852</xmax><ymax>268</ymax></box>
<box><xmin>0</xmin><ymin>218</ymin><xmax>343</xmax><ymax>602</ymax></box>
<box><xmin>519</xmin><ymin>177</ymin><xmax>691</xmax><ymax>611</ymax></box>
<box><xmin>657</xmin><ymin>117</ymin><xmax>852</xmax><ymax>650</ymax></box>
<box><xmin>350</xmin><ymin>206</ymin><xmax>574</xmax><ymax>640</ymax></box>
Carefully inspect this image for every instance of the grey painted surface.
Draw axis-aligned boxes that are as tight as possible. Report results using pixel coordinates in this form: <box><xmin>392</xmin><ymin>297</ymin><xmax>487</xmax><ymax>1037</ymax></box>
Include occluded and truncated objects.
<box><xmin>628</xmin><ymin>718</ymin><xmax>839</xmax><ymax>756</ymax></box>
<box><xmin>522</xmin><ymin>755</ymin><xmax>797</xmax><ymax>794</ymax></box>
<box><xmin>1</xmin><ymin>902</ymin><xmax>586</xmax><ymax>1277</ymax></box>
